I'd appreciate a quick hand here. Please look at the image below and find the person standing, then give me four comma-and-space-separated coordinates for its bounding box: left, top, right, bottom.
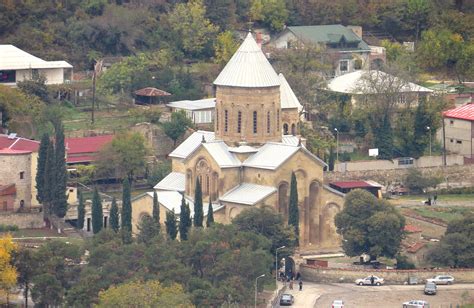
299, 280, 303, 291
289, 280, 293, 290
434, 194, 438, 205
370, 275, 375, 286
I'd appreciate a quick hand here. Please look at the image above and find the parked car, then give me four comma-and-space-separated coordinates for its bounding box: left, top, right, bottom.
279, 294, 294, 306
402, 300, 430, 308
332, 299, 344, 308
424, 282, 437, 295
355, 275, 384, 286
426, 275, 454, 285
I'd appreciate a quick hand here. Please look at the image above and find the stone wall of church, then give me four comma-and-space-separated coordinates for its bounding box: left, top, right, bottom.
0, 152, 32, 211
281, 108, 300, 135
215, 86, 282, 145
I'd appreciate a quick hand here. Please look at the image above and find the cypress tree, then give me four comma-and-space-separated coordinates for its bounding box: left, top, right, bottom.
42, 142, 55, 216
206, 200, 214, 227
36, 133, 49, 204
91, 187, 103, 234
288, 172, 299, 245
179, 196, 191, 240
165, 210, 177, 240
193, 178, 203, 227
328, 146, 335, 171
152, 191, 160, 232
373, 113, 393, 160
77, 191, 85, 230
52, 121, 68, 217
110, 197, 120, 232
121, 178, 132, 239
412, 99, 431, 158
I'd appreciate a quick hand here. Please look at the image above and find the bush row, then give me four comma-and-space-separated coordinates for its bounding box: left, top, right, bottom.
0, 224, 19, 232
436, 187, 474, 195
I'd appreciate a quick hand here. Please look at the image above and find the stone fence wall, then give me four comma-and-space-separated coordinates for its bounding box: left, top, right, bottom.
325, 164, 474, 187
0, 212, 44, 229
300, 264, 474, 284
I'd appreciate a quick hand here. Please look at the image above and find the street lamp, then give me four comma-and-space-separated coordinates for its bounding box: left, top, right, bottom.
275, 246, 286, 287
334, 128, 339, 162
426, 126, 432, 156
255, 274, 265, 308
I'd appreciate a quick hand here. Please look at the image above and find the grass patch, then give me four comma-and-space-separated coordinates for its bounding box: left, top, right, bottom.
412, 206, 473, 224
4, 228, 66, 238
397, 194, 474, 202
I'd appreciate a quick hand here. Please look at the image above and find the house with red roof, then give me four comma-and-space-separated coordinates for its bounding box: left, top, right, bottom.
442, 103, 474, 162
65, 135, 114, 165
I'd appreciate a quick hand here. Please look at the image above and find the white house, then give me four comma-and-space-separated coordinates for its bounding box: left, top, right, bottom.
0, 45, 72, 86
167, 98, 216, 124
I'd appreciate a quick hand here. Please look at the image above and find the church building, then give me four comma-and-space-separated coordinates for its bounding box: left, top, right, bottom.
132, 33, 344, 250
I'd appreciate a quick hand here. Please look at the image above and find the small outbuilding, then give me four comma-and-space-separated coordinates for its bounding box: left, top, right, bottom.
329, 180, 382, 198
134, 87, 171, 105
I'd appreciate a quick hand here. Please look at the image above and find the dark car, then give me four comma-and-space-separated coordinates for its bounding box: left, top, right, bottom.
280, 294, 294, 306
424, 282, 437, 295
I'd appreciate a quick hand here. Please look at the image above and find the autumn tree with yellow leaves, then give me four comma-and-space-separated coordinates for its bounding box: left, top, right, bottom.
0, 235, 17, 305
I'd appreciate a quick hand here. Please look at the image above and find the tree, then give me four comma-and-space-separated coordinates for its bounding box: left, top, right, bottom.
405, 0, 431, 41
0, 235, 17, 305
165, 210, 178, 240
137, 214, 160, 244
36, 133, 49, 204
373, 112, 394, 159
91, 187, 103, 234
335, 190, 405, 259
31, 273, 64, 307
214, 30, 239, 66
179, 197, 192, 241
52, 120, 68, 218
17, 74, 50, 103
428, 215, 474, 268
404, 169, 442, 194
328, 146, 335, 171
95, 132, 147, 181
162, 111, 194, 146
233, 206, 296, 255
166, 0, 219, 57
206, 200, 214, 227
110, 197, 120, 233
13, 248, 36, 308
97, 280, 193, 307
193, 178, 203, 227
152, 191, 160, 231
288, 172, 299, 245
42, 141, 55, 216
250, 0, 289, 31
77, 191, 85, 230
121, 178, 132, 240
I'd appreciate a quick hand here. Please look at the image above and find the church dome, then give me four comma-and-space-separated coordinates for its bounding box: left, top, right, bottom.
213, 32, 280, 88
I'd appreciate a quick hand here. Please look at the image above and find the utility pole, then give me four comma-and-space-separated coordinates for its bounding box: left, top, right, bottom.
334, 128, 339, 162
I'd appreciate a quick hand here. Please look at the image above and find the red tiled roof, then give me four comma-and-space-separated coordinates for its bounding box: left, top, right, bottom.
443, 103, 474, 121
330, 181, 374, 189
65, 135, 114, 155
404, 224, 422, 233
134, 87, 171, 97
407, 242, 425, 253
66, 154, 95, 164
0, 148, 32, 155
0, 184, 16, 196
0, 135, 40, 152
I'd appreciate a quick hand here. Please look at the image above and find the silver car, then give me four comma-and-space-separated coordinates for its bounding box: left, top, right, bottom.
355, 275, 384, 286
426, 275, 454, 285
402, 300, 430, 308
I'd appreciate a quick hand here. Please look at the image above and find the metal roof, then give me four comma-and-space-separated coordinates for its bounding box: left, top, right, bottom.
201, 141, 241, 168
243, 143, 300, 170
169, 131, 215, 159
144, 191, 224, 218
214, 32, 280, 88
286, 25, 370, 52
154, 172, 185, 192
134, 87, 171, 97
167, 98, 216, 111
0, 45, 72, 70
279, 73, 303, 111
443, 103, 474, 121
219, 183, 276, 205
228, 145, 259, 153
328, 70, 433, 94
282, 135, 300, 146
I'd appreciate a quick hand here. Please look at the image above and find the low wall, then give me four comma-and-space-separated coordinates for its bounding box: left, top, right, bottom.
0, 212, 44, 229
300, 264, 474, 284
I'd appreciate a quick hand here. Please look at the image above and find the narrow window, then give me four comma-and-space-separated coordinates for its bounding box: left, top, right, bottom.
267, 111, 271, 133
19, 172, 24, 179
224, 110, 228, 132
450, 120, 454, 125
237, 111, 242, 133
216, 108, 219, 131
456, 140, 462, 144
206, 175, 210, 195
253, 111, 257, 134
277, 109, 280, 132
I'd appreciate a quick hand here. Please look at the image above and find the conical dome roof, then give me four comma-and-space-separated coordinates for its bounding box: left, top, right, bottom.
279, 73, 303, 111
213, 32, 280, 88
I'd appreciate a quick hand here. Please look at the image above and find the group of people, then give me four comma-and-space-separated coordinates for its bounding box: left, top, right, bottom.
279, 271, 303, 290
424, 194, 438, 206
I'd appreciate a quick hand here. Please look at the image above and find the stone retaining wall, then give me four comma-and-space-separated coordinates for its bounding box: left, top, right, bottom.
325, 164, 474, 187
300, 264, 474, 284
0, 212, 44, 229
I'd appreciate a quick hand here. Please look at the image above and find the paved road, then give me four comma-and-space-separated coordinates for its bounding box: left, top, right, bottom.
280, 282, 474, 308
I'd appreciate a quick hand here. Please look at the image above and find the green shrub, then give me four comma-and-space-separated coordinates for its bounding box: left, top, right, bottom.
396, 255, 416, 269
0, 224, 19, 232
